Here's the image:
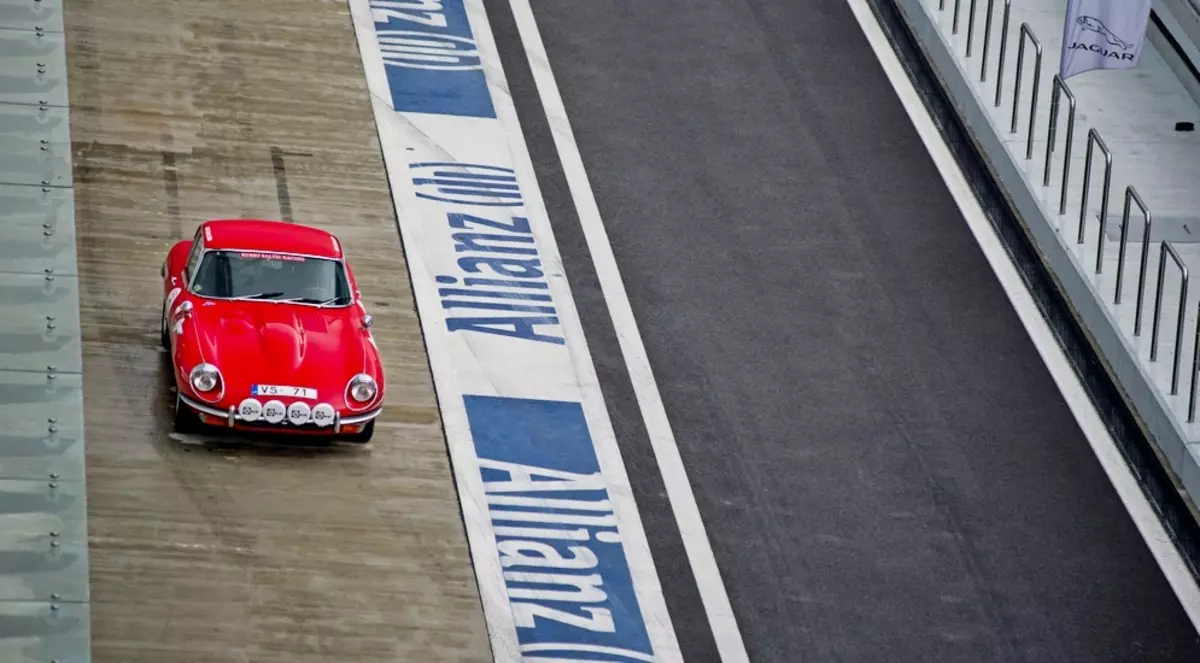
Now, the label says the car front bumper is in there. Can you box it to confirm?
[179,394,381,434]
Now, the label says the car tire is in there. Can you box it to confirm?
[173,394,201,434]
[160,300,170,350]
[343,420,374,444]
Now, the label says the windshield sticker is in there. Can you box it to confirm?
[238,252,306,262]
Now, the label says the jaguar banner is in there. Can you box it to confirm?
[1060,0,1153,79]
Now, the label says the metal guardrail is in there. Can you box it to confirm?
[1190,296,1200,420]
[1012,24,1041,160]
[1117,187,1151,331]
[1043,74,1075,214]
[1152,242,1188,394]
[983,0,1011,88]
[933,0,1200,417]
[1078,129,1112,274]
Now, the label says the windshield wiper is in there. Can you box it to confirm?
[230,291,285,301]
[312,296,350,308]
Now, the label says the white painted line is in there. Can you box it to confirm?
[846,0,1200,633]
[502,1,752,661]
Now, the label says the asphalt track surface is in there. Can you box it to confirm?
[486,0,1200,661]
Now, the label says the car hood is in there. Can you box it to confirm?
[189,300,370,397]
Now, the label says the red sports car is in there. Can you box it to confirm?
[160,219,384,443]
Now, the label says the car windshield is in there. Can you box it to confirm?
[190,250,352,305]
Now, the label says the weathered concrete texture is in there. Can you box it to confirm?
[62,0,492,660]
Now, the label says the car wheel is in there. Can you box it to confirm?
[343,420,374,444]
[173,394,201,434]
[160,300,170,350]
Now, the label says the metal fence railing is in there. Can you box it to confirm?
[936,0,1200,421]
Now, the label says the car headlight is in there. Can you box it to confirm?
[348,374,377,402]
[190,363,221,393]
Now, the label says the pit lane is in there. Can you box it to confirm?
[63,0,490,660]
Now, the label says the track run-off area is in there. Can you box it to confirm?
[64,0,488,660]
[41,0,1200,661]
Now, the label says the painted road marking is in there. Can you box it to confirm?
[466,395,657,659]
[369,0,495,118]
[845,0,1200,633]
[347,0,686,660]
[500,0,752,661]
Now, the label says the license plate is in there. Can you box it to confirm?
[252,384,318,400]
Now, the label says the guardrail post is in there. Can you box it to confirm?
[1043,75,1075,214]
[1151,242,1189,394]
[980,0,994,80]
[966,0,978,55]
[1012,24,1042,159]
[1191,298,1200,421]
[992,0,1011,103]
[1113,187,1152,335]
[1078,130,1113,276]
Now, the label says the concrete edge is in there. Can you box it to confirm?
[1152,0,1200,108]
[0,9,92,661]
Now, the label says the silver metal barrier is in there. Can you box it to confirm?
[1011,24,1041,159]
[1078,130,1113,276]
[965,0,978,55]
[1114,187,1152,335]
[980,0,995,79]
[1042,75,1075,215]
[1152,242,1189,394]
[1191,298,1200,421]
[990,0,1011,99]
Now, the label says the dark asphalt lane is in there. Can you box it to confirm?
[485,0,1200,661]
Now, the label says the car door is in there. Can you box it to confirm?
[166,229,205,348]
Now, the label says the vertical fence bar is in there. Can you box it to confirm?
[966,0,978,55]
[1011,24,1042,159]
[953,0,961,33]
[1151,242,1189,394]
[1191,298,1200,421]
[1043,75,1076,216]
[980,0,995,80]
[1115,187,1153,335]
[1077,130,1113,277]
[994,0,1011,106]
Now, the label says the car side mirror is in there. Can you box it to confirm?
[362,314,373,329]
[179,301,194,316]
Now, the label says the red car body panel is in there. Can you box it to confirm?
[162,219,384,437]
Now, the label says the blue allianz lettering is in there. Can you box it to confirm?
[420,162,564,345]
[481,459,653,661]
[412,162,524,206]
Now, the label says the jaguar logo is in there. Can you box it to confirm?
[1077,15,1133,50]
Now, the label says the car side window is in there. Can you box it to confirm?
[184,231,205,285]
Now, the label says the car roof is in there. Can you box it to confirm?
[199,219,343,259]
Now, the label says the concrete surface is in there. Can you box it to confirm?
[62,0,492,660]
